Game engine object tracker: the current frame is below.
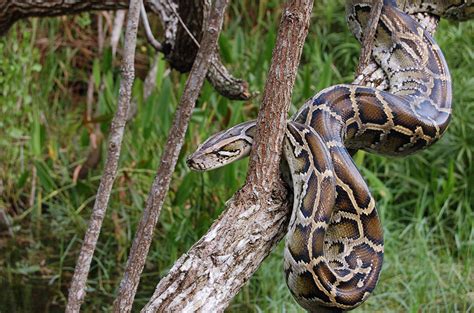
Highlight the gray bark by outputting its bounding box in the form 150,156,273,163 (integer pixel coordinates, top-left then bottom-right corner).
112,0,231,312
65,0,141,312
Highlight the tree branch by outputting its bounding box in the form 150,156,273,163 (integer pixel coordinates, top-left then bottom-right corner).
155,0,253,100
140,2,163,51
65,0,142,312
141,0,314,311
0,0,129,35
355,0,383,76
112,1,231,312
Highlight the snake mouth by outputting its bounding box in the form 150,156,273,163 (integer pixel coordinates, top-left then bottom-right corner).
186,155,206,171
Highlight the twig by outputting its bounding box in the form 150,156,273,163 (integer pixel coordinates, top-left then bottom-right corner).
28,165,37,209
355,0,383,76
111,10,126,57
143,55,161,99
140,1,163,51
141,0,314,311
65,0,142,312
169,2,201,48
112,0,231,312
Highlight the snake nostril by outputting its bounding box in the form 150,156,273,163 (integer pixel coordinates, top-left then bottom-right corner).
186,158,194,168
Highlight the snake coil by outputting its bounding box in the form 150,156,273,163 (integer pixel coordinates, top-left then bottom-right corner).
187,0,462,311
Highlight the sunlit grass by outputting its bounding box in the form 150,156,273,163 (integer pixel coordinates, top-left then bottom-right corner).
0,0,472,312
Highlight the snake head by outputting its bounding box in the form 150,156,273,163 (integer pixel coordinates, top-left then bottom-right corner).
186,121,256,171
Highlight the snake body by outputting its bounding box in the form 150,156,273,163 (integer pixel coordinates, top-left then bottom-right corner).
187,0,454,311
397,0,474,20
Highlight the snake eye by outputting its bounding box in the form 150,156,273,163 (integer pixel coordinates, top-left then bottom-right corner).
216,150,240,157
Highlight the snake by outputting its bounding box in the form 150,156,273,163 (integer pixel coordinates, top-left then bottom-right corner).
186,0,459,311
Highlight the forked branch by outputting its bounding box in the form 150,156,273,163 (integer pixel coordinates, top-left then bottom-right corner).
113,0,231,312
141,0,314,311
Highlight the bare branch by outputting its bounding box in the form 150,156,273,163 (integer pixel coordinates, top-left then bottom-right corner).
65,0,142,312
111,10,127,57
112,0,231,312
207,54,253,100
0,0,131,35
142,0,314,311
154,0,253,100
142,182,291,312
355,0,383,77
140,2,163,51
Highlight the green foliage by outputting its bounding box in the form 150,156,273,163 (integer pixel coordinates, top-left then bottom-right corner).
0,1,473,312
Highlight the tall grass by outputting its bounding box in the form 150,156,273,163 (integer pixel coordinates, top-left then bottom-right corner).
0,1,472,312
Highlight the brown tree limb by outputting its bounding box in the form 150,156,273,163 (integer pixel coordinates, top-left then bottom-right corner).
112,1,231,312
156,0,253,100
355,0,383,77
207,54,252,100
141,0,314,311
0,0,130,35
65,0,142,312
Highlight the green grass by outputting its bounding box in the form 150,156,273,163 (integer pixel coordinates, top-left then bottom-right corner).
0,1,473,312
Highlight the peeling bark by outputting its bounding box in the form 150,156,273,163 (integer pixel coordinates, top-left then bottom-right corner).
142,182,291,312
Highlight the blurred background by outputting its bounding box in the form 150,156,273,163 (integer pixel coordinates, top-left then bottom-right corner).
0,0,472,311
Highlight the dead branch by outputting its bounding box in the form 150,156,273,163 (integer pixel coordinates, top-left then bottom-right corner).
65,0,142,312
141,0,314,311
140,2,163,51
112,0,231,312
153,0,253,100
0,0,130,35
355,0,383,76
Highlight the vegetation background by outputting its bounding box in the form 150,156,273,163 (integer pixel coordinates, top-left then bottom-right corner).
0,0,472,312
